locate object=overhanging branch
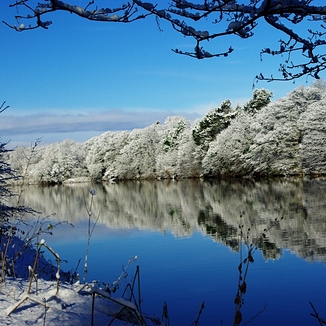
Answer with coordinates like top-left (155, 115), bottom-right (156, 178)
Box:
top-left (4, 0), bottom-right (326, 81)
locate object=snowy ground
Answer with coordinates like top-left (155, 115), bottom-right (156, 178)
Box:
top-left (0, 237), bottom-right (162, 326)
top-left (0, 278), bottom-right (161, 325)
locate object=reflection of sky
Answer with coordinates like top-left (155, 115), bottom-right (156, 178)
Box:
top-left (40, 221), bottom-right (326, 326)
top-left (246, 250), bottom-right (326, 326)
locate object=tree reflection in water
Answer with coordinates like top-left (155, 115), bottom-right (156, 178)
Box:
top-left (14, 178), bottom-right (326, 325)
top-left (234, 216), bottom-right (284, 326)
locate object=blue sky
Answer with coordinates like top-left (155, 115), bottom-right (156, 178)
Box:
top-left (0, 1), bottom-right (324, 146)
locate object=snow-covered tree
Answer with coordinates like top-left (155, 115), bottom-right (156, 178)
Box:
top-left (202, 111), bottom-right (254, 177)
top-left (7, 82), bottom-right (326, 181)
top-left (0, 140), bottom-right (19, 222)
top-left (5, 1), bottom-right (326, 81)
top-left (242, 89), bottom-right (273, 115)
top-left (161, 116), bottom-right (188, 150)
top-left (192, 99), bottom-right (238, 153)
top-left (203, 82), bottom-right (326, 177)
top-left (175, 128), bottom-right (201, 178)
top-left (84, 131), bottom-right (130, 181)
top-left (10, 140), bottom-right (88, 184)
top-left (115, 123), bottom-right (161, 180)
top-left (156, 116), bottom-right (196, 178)
top-left (9, 146), bottom-right (40, 177)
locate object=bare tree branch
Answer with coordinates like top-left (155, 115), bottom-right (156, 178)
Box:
top-left (310, 302), bottom-right (326, 325)
top-left (0, 102), bottom-right (9, 114)
top-left (3, 0), bottom-right (326, 81)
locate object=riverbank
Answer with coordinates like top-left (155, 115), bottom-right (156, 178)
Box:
top-left (0, 237), bottom-right (161, 325)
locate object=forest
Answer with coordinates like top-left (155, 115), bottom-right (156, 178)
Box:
top-left (8, 82), bottom-right (326, 184)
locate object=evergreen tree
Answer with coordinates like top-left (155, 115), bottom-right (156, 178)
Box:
top-left (243, 89), bottom-right (273, 115)
top-left (192, 99), bottom-right (238, 151)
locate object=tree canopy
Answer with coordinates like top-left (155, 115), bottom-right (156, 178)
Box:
top-left (7, 84), bottom-right (326, 181)
top-left (4, 0), bottom-right (326, 82)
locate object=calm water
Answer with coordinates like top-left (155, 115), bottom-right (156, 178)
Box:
top-left (16, 179), bottom-right (326, 325)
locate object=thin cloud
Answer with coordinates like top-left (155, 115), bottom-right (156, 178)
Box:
top-left (0, 109), bottom-right (201, 137)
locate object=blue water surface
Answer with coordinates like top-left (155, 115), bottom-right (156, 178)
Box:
top-left (42, 222), bottom-right (326, 326)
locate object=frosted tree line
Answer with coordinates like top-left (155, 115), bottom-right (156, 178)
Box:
top-left (8, 83), bottom-right (326, 184)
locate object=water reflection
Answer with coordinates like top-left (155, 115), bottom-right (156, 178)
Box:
top-left (11, 178), bottom-right (326, 325)
top-left (17, 178), bottom-right (326, 263)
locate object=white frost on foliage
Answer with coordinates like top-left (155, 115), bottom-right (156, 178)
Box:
top-left (203, 82), bottom-right (326, 177)
top-left (9, 139), bottom-right (88, 184)
top-left (8, 83), bottom-right (326, 180)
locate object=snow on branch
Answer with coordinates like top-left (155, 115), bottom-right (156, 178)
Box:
top-left (3, 0), bottom-right (150, 31)
top-left (4, 0), bottom-right (326, 81)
